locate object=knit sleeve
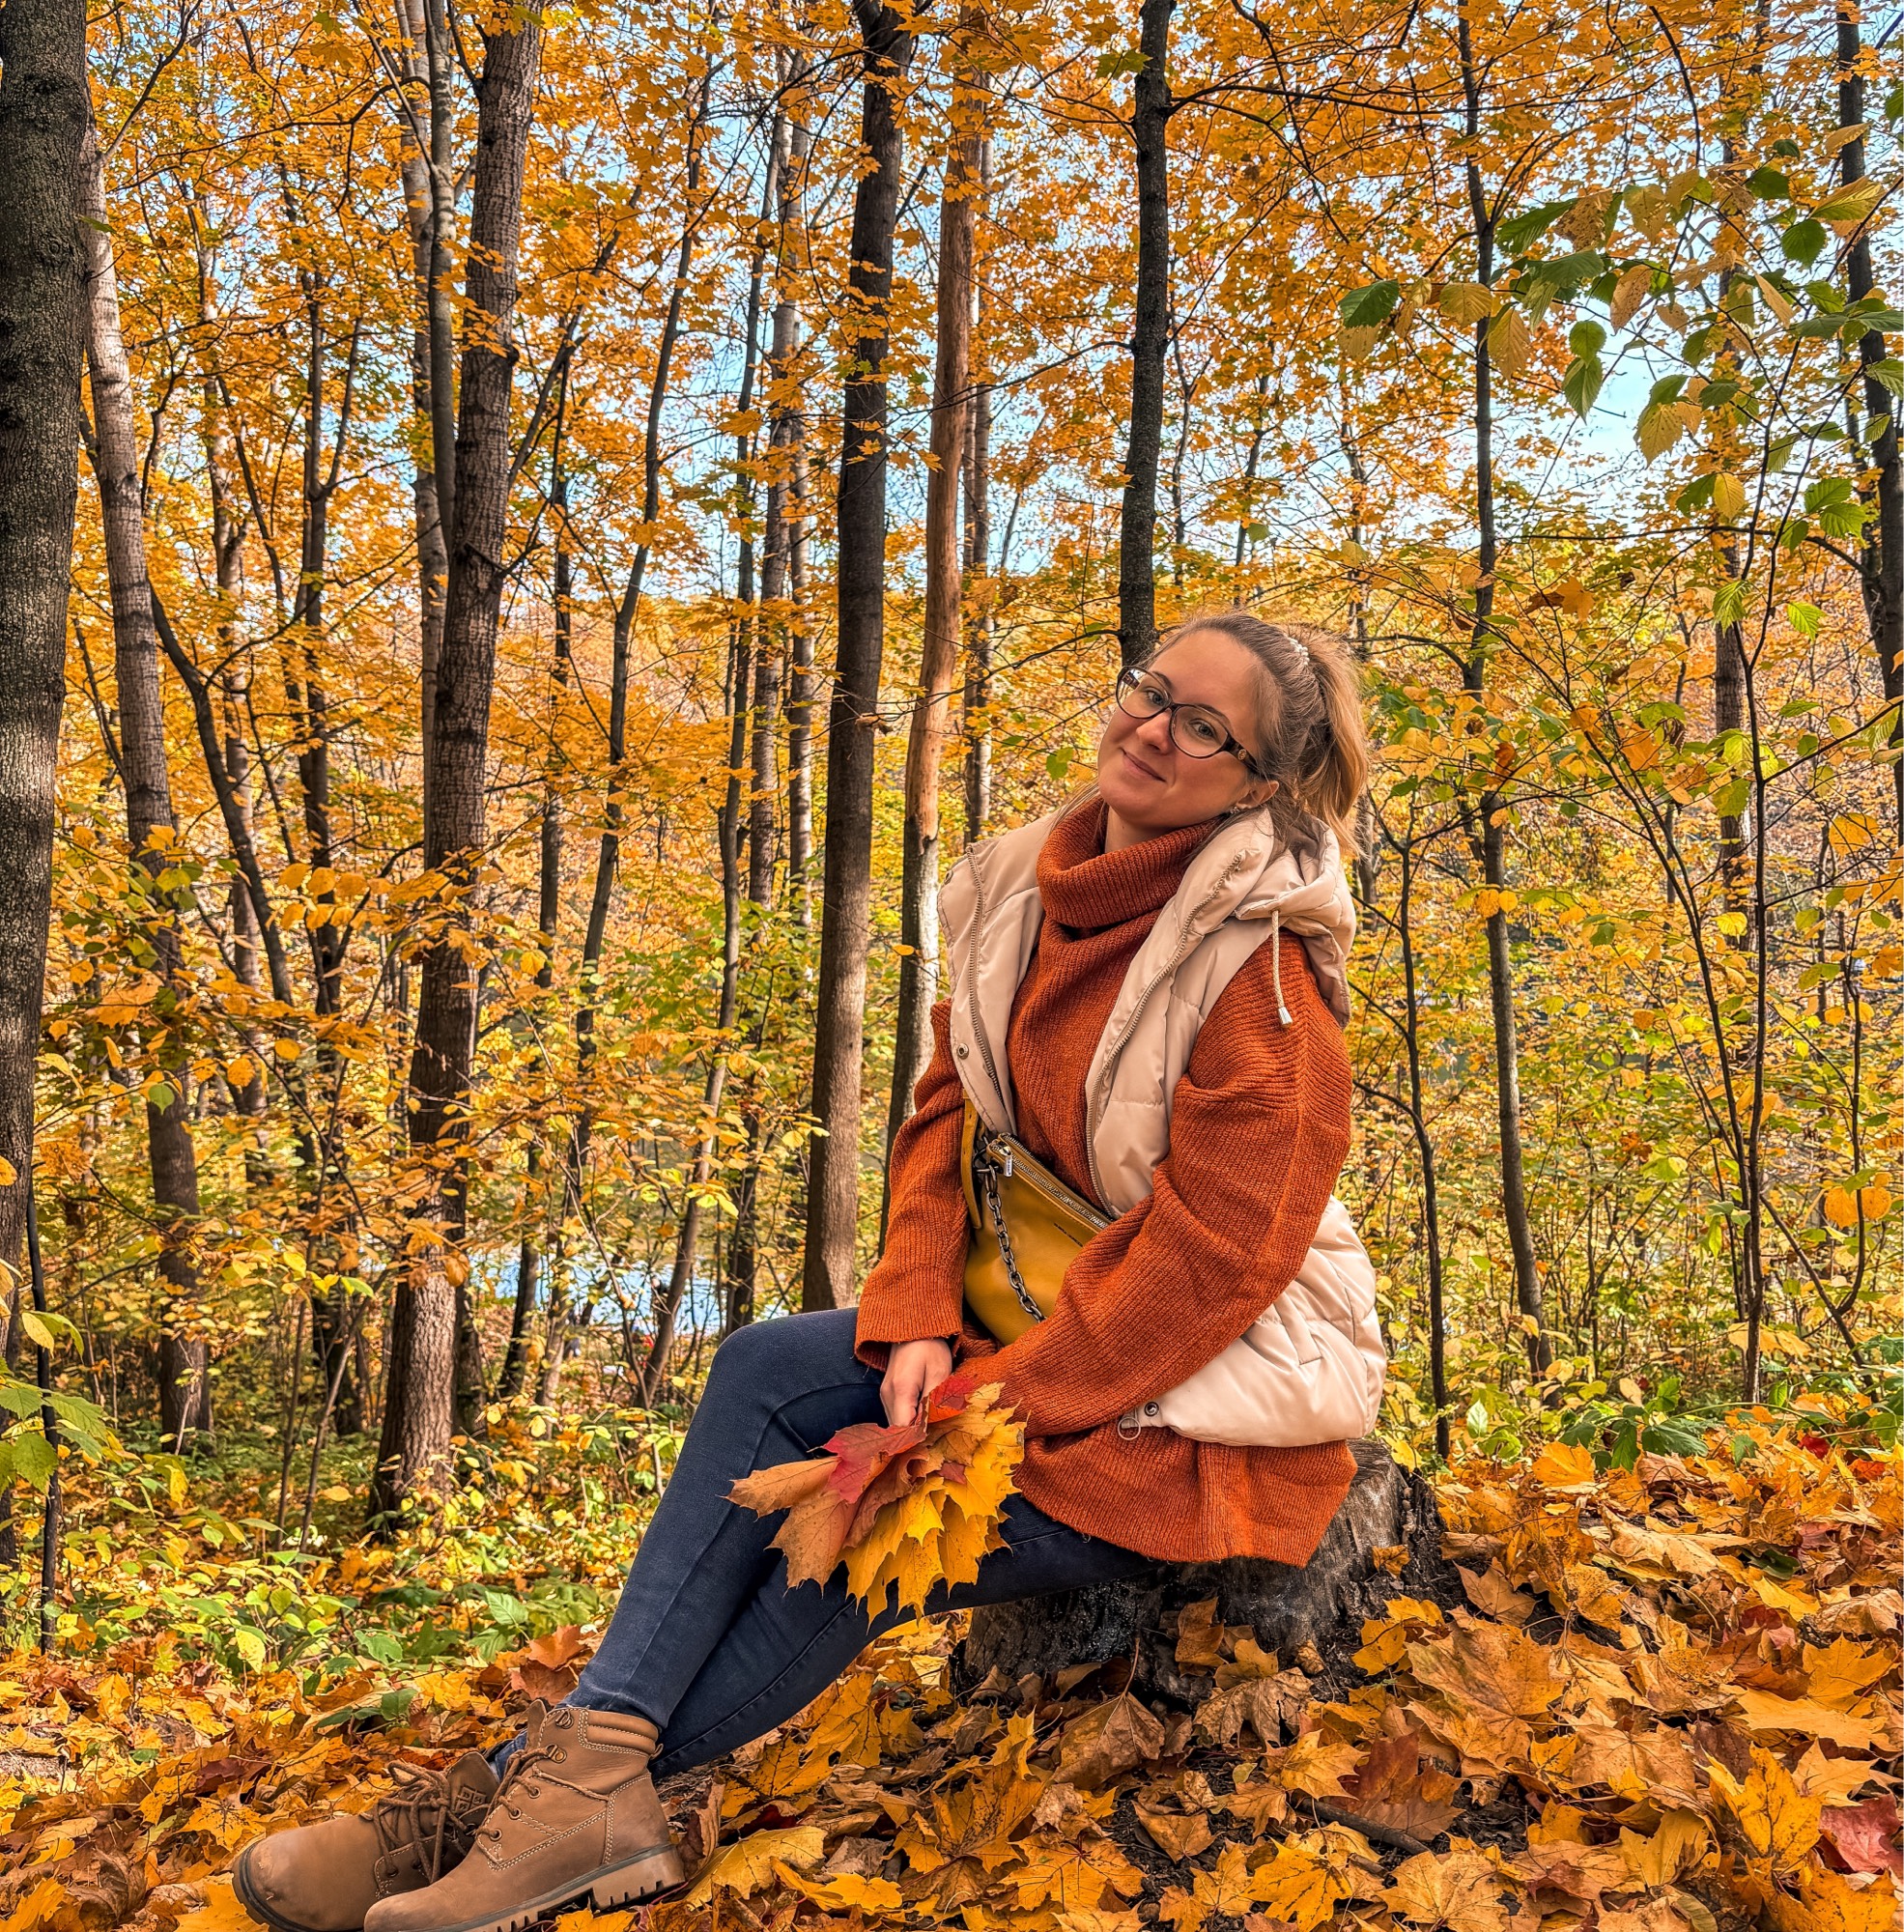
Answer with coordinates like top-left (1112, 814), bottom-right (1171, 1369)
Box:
top-left (984, 933), bottom-right (1350, 1438)
top-left (855, 1001), bottom-right (971, 1368)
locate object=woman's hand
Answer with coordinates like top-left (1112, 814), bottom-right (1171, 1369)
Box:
top-left (881, 1338), bottom-right (954, 1429)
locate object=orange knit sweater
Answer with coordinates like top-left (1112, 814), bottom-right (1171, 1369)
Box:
top-left (857, 800), bottom-right (1356, 1566)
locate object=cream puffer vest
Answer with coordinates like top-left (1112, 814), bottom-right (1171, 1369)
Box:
top-left (940, 800), bottom-right (1386, 1448)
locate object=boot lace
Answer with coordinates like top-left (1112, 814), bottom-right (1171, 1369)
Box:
top-left (482, 1707), bottom-right (577, 1840)
top-left (375, 1761), bottom-right (495, 1883)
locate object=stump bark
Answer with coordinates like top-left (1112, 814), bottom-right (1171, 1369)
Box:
top-left (960, 1440), bottom-right (1455, 1698)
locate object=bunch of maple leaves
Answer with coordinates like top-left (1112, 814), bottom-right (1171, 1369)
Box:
top-left (728, 1379), bottom-right (1025, 1616)
top-left (0, 1419), bottom-right (1895, 1932)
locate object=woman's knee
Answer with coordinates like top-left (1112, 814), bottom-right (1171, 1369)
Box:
top-left (706, 1307), bottom-right (863, 1402)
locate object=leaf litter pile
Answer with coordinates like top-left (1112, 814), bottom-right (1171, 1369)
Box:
top-left (0, 1424), bottom-right (1896, 1932)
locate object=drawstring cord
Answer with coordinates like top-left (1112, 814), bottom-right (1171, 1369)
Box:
top-left (1272, 909), bottom-right (1292, 1027)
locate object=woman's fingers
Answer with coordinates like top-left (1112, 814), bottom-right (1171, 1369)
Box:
top-left (881, 1340), bottom-right (953, 1428)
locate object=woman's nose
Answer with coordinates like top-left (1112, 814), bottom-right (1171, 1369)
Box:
top-left (1134, 709), bottom-right (1175, 755)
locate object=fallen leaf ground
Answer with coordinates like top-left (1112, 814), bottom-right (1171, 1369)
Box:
top-left (0, 1418), bottom-right (1896, 1932)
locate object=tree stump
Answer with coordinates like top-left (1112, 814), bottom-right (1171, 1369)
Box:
top-left (959, 1440), bottom-right (1456, 1699)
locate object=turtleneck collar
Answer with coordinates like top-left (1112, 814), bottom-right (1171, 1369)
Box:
top-left (1036, 795), bottom-right (1221, 935)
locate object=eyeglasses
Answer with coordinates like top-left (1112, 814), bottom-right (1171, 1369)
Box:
top-left (1114, 668), bottom-right (1264, 776)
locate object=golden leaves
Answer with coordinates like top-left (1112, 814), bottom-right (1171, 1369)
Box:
top-left (1384, 1848), bottom-right (1511, 1932)
top-left (728, 1378), bottom-right (1023, 1615)
top-left (1160, 1842), bottom-right (1268, 1932)
top-left (1708, 1747), bottom-right (1822, 1878)
top-left (682, 1825), bottom-right (826, 1904)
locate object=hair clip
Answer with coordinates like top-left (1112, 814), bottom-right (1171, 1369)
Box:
top-left (1286, 635), bottom-right (1310, 665)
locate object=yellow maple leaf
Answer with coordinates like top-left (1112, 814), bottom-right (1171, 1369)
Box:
top-left (1159, 1842), bottom-right (1263, 1932)
top-left (1801, 1638), bottom-right (1892, 1710)
top-left (1253, 1829), bottom-right (1382, 1932)
top-left (172, 1882), bottom-right (255, 1932)
top-left (770, 1862), bottom-right (902, 1912)
top-left (1618, 1809), bottom-right (1712, 1889)
top-left (1384, 1849), bottom-right (1510, 1932)
top-left (1272, 1729), bottom-right (1362, 1800)
top-left (1707, 1747), bottom-right (1821, 1877)
top-left (683, 1825), bottom-right (825, 1904)
top-left (1768, 1868), bottom-right (1900, 1932)
top-left (1790, 1742), bottom-right (1880, 1808)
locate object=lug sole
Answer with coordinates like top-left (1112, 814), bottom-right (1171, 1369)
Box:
top-left (383, 1844), bottom-right (686, 1932)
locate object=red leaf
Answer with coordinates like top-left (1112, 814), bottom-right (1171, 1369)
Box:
top-left (1820, 1798), bottom-right (1902, 1878)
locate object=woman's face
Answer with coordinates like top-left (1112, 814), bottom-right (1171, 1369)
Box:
top-left (1095, 630), bottom-right (1273, 845)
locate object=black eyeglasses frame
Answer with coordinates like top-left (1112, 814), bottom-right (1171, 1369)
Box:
top-left (1114, 668), bottom-right (1265, 779)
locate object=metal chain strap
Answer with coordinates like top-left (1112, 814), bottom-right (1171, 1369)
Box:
top-left (973, 1146), bottom-right (1045, 1324)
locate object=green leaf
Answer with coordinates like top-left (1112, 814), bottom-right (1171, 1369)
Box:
top-left (1339, 279), bottom-right (1402, 328)
top-left (1747, 167), bottom-right (1790, 200)
top-left (1568, 319), bottom-right (1606, 356)
top-left (1094, 48), bottom-right (1145, 78)
top-left (12, 1432), bottom-right (54, 1490)
top-left (1785, 601), bottom-right (1822, 638)
top-left (1562, 355), bottom-right (1605, 418)
top-left (1781, 219), bottom-right (1828, 267)
top-left (233, 1627), bottom-right (269, 1670)
top-left (1713, 580), bottom-right (1748, 627)
top-left (1495, 200), bottom-right (1571, 253)
top-left (1868, 357), bottom-right (1904, 399)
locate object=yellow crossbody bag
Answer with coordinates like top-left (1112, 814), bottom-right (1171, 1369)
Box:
top-left (958, 1099), bottom-right (1112, 1343)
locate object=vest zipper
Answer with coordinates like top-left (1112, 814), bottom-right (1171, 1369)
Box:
top-left (966, 843), bottom-right (1010, 1124)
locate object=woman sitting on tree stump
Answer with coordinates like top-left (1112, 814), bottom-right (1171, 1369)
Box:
top-left (234, 611), bottom-right (1385, 1932)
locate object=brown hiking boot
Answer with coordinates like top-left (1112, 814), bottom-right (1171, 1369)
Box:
top-left (234, 1752), bottom-right (498, 1932)
top-left (361, 1705), bottom-right (683, 1932)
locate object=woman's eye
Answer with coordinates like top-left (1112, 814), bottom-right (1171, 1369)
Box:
top-left (1137, 684), bottom-right (1169, 711)
top-left (1185, 715), bottom-right (1221, 744)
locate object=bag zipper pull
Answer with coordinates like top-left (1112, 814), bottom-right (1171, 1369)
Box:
top-left (1002, 1146), bottom-right (1014, 1179)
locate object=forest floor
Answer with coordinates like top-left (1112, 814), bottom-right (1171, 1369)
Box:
top-left (0, 1403), bottom-right (1896, 1932)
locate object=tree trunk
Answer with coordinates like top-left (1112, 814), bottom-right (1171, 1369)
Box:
top-left (1117, 0), bottom-right (1174, 670)
top-left (802, 0), bottom-right (916, 1313)
top-left (287, 290), bottom-right (364, 1437)
top-left (0, 0), bottom-right (87, 1297)
top-left (500, 403), bottom-right (571, 1402)
top-left (1835, 3), bottom-right (1903, 842)
top-left (1457, 10), bottom-right (1544, 1372)
top-left (397, 0), bottom-right (452, 838)
top-left (960, 1442), bottom-right (1452, 1696)
top-left (1396, 829), bottom-right (1450, 1460)
top-left (962, 182), bottom-right (993, 850)
top-left (377, 4), bottom-right (541, 1515)
top-left (885, 95), bottom-right (978, 1199)
top-left (79, 124), bottom-right (214, 1449)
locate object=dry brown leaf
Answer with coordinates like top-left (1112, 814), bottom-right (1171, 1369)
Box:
top-left (1458, 1564), bottom-right (1535, 1626)
top-left (1341, 1731), bottom-right (1462, 1841)
top-left (1133, 1797), bottom-right (1214, 1861)
top-left (1055, 1692), bottom-right (1165, 1789)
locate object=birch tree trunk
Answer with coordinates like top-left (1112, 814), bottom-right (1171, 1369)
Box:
top-left (802, 0), bottom-right (916, 1311)
top-left (80, 125), bottom-right (214, 1448)
top-left (0, 0), bottom-right (87, 1295)
top-left (377, 5), bottom-right (541, 1514)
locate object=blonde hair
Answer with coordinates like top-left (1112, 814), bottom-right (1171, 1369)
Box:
top-left (1148, 611), bottom-right (1371, 857)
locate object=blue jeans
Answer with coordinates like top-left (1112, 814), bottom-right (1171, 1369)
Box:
top-left (519, 1309), bottom-right (1154, 1778)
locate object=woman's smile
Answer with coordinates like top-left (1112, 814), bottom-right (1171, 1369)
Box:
top-left (1122, 745), bottom-right (1166, 782)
